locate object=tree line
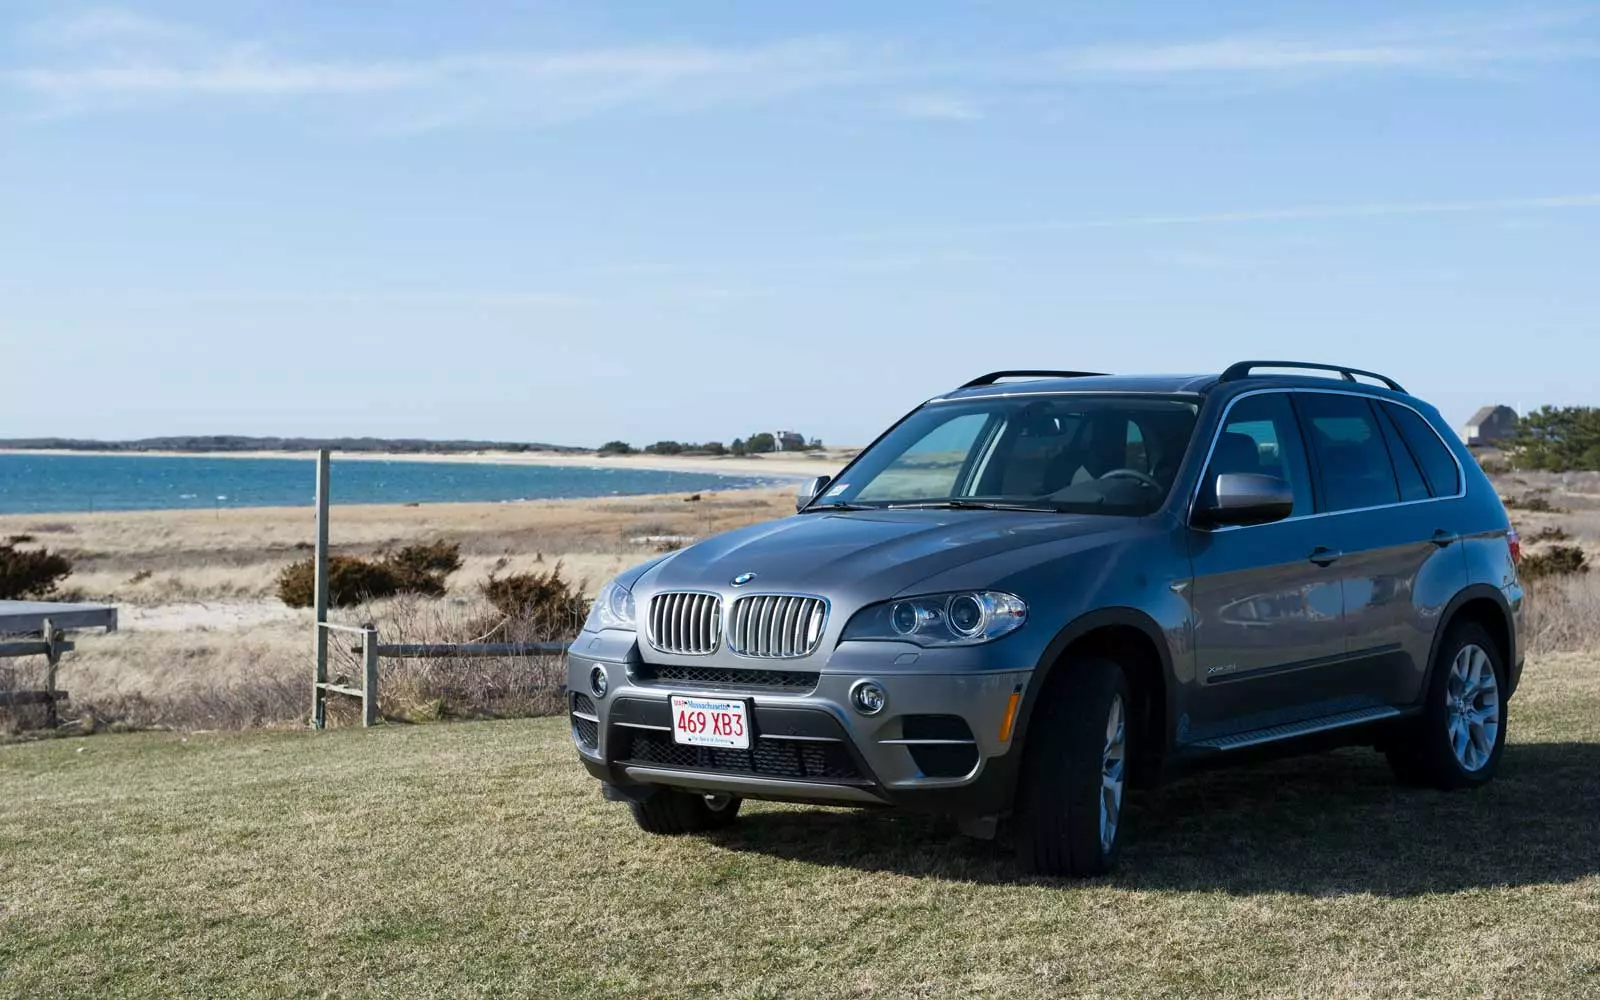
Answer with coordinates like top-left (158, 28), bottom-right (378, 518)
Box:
top-left (598, 433), bottom-right (823, 457)
top-left (1508, 407), bottom-right (1600, 472)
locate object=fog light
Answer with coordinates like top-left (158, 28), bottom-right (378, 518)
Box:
top-left (849, 679), bottom-right (887, 716)
top-left (589, 664), bottom-right (609, 699)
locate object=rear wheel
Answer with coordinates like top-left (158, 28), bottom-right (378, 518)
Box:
top-left (1014, 657), bottom-right (1130, 877)
top-left (629, 789), bottom-right (743, 835)
top-left (1386, 622), bottom-right (1507, 789)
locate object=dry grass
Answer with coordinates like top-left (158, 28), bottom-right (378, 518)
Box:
top-left (2, 652), bottom-right (1597, 998)
top-left (0, 488), bottom-right (792, 606)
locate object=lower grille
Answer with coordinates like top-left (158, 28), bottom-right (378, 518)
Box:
top-left (620, 730), bottom-right (865, 783)
top-left (570, 692), bottom-right (599, 750)
top-left (633, 663), bottom-right (819, 693)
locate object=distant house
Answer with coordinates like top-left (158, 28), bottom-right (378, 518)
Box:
top-left (774, 431), bottom-right (808, 452)
top-left (1462, 405), bottom-right (1519, 447)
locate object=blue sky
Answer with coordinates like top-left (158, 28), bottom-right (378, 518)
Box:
top-left (1, 2), bottom-right (1596, 447)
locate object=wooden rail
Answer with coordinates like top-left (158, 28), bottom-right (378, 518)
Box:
top-left (306, 452), bottom-right (569, 731)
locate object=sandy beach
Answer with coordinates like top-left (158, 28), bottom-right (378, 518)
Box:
top-left (0, 447), bottom-right (851, 480)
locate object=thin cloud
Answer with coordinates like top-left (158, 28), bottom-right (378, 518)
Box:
top-left (888, 95), bottom-right (983, 121)
top-left (842, 194), bottom-right (1600, 242)
top-left (5, 8), bottom-right (1595, 123)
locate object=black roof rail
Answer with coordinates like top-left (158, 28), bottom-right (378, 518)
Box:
top-left (961, 370), bottom-right (1108, 389)
top-left (1218, 360), bottom-right (1406, 393)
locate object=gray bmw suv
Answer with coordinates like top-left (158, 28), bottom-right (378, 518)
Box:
top-left (567, 361), bottom-right (1524, 876)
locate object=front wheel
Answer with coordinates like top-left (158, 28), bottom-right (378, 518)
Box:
top-left (629, 789), bottom-right (743, 835)
top-left (1014, 657), bottom-right (1130, 877)
top-left (1386, 622), bottom-right (1507, 789)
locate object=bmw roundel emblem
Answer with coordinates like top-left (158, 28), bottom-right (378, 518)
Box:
top-left (731, 572), bottom-right (757, 587)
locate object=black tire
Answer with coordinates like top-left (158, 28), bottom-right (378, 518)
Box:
top-left (1385, 621), bottom-right (1507, 790)
top-left (629, 789), bottom-right (743, 835)
top-left (1014, 657), bottom-right (1131, 877)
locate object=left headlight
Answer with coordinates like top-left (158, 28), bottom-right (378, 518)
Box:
top-left (842, 591), bottom-right (1027, 647)
top-left (584, 581), bottom-right (638, 632)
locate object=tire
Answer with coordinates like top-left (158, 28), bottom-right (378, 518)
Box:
top-left (629, 789), bottom-right (743, 835)
top-left (1014, 657), bottom-right (1131, 877)
top-left (1385, 622), bottom-right (1507, 790)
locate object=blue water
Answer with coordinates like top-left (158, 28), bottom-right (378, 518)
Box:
top-left (0, 453), bottom-right (786, 515)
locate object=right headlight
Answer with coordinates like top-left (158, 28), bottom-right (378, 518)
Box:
top-left (584, 580), bottom-right (637, 633)
top-left (842, 591), bottom-right (1027, 647)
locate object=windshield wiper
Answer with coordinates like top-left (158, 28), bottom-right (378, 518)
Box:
top-left (886, 499), bottom-right (1064, 513)
top-left (802, 501), bottom-right (879, 512)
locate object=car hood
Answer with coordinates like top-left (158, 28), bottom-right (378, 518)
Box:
top-left (639, 509), bottom-right (1137, 600)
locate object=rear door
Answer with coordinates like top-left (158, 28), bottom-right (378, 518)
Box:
top-left (1187, 392), bottom-right (1347, 741)
top-left (1293, 392), bottom-right (1469, 708)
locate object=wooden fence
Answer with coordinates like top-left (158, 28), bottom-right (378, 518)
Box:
top-left (306, 450), bottom-right (567, 729)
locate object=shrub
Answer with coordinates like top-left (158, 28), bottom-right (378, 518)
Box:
top-left (1504, 494), bottom-right (1566, 514)
top-left (278, 556), bottom-right (404, 608)
top-left (644, 441), bottom-right (685, 455)
top-left (0, 541), bottom-right (73, 600)
top-left (1520, 545), bottom-right (1589, 581)
top-left (598, 440), bottom-right (635, 455)
top-left (480, 564), bottom-right (590, 640)
top-left (277, 541), bottom-right (461, 607)
top-left (386, 541), bottom-right (462, 592)
top-left (1528, 525), bottom-right (1571, 544)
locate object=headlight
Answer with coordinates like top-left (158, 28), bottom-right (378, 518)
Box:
top-left (842, 591), bottom-right (1027, 647)
top-left (584, 581), bottom-right (637, 632)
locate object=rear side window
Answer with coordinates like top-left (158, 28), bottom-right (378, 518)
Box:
top-left (1375, 408), bottom-right (1430, 502)
top-left (1383, 402), bottom-right (1462, 498)
top-left (1295, 394), bottom-right (1400, 512)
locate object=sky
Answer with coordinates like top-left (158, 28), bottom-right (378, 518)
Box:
top-left (1, 2), bottom-right (1597, 448)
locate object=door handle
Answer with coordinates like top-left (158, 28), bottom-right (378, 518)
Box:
top-left (1309, 547), bottom-right (1342, 567)
top-left (1431, 529), bottom-right (1459, 548)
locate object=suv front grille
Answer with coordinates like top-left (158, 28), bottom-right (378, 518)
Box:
top-left (619, 730), bottom-right (864, 783)
top-left (633, 663), bottom-right (820, 693)
top-left (727, 595), bottom-right (827, 658)
top-left (646, 592), bottom-right (722, 655)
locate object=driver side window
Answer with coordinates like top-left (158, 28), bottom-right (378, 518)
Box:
top-left (1203, 394), bottom-right (1314, 517)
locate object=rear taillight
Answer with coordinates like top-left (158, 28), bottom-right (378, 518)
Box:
top-left (1508, 528), bottom-right (1522, 563)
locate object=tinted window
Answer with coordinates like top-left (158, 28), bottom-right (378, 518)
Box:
top-left (856, 411), bottom-right (993, 501)
top-left (1296, 394), bottom-right (1400, 511)
top-left (1202, 393), bottom-right (1314, 517)
top-left (1375, 407), bottom-right (1430, 502)
top-left (1384, 402), bottom-right (1461, 497)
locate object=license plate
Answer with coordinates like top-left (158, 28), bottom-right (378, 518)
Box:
top-left (671, 695), bottom-right (751, 750)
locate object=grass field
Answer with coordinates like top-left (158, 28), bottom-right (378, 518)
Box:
top-left (4, 655), bottom-right (1597, 998)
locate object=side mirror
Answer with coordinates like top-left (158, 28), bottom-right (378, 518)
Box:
top-left (1193, 473), bottom-right (1294, 528)
top-left (796, 475), bottom-right (831, 511)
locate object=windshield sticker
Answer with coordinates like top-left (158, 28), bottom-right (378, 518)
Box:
top-left (827, 483), bottom-right (849, 496)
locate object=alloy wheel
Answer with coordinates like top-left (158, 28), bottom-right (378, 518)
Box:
top-left (1100, 694), bottom-right (1127, 853)
top-left (1446, 643), bottom-right (1500, 772)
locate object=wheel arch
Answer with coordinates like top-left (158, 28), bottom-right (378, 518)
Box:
top-left (1428, 585), bottom-right (1518, 700)
top-left (1013, 607), bottom-right (1176, 786)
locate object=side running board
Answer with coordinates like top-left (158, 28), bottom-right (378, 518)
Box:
top-left (1191, 706), bottom-right (1402, 752)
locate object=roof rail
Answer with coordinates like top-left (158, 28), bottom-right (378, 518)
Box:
top-left (1218, 360), bottom-right (1405, 393)
top-left (961, 370), bottom-right (1108, 389)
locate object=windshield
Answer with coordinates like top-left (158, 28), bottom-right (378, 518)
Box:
top-left (814, 394), bottom-right (1200, 515)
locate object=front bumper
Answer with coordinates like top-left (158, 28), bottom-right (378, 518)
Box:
top-left (567, 639), bottom-right (1032, 818)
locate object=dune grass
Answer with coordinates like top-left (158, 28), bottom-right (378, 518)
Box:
top-left (3, 654), bottom-right (1598, 999)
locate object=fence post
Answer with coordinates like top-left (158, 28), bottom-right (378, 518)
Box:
top-left (312, 449), bottom-right (331, 729)
top-left (361, 624), bottom-right (379, 728)
top-left (41, 618), bottom-right (59, 729)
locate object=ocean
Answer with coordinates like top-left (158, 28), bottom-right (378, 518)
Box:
top-left (0, 453), bottom-right (785, 515)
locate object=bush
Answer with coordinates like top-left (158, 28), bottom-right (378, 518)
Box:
top-left (1520, 545), bottom-right (1589, 581)
top-left (480, 564), bottom-right (590, 639)
top-left (0, 542), bottom-right (73, 600)
top-left (598, 441), bottom-right (635, 455)
top-left (1504, 494), bottom-right (1566, 513)
top-left (276, 542), bottom-right (461, 608)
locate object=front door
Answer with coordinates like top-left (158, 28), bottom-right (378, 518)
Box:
top-left (1186, 392), bottom-right (1347, 742)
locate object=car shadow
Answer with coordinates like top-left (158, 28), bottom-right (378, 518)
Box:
top-left (704, 742), bottom-right (1600, 896)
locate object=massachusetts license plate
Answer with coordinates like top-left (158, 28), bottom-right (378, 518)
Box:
top-left (670, 695), bottom-right (751, 750)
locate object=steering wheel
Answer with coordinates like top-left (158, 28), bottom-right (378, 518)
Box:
top-left (1099, 468), bottom-right (1162, 490)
